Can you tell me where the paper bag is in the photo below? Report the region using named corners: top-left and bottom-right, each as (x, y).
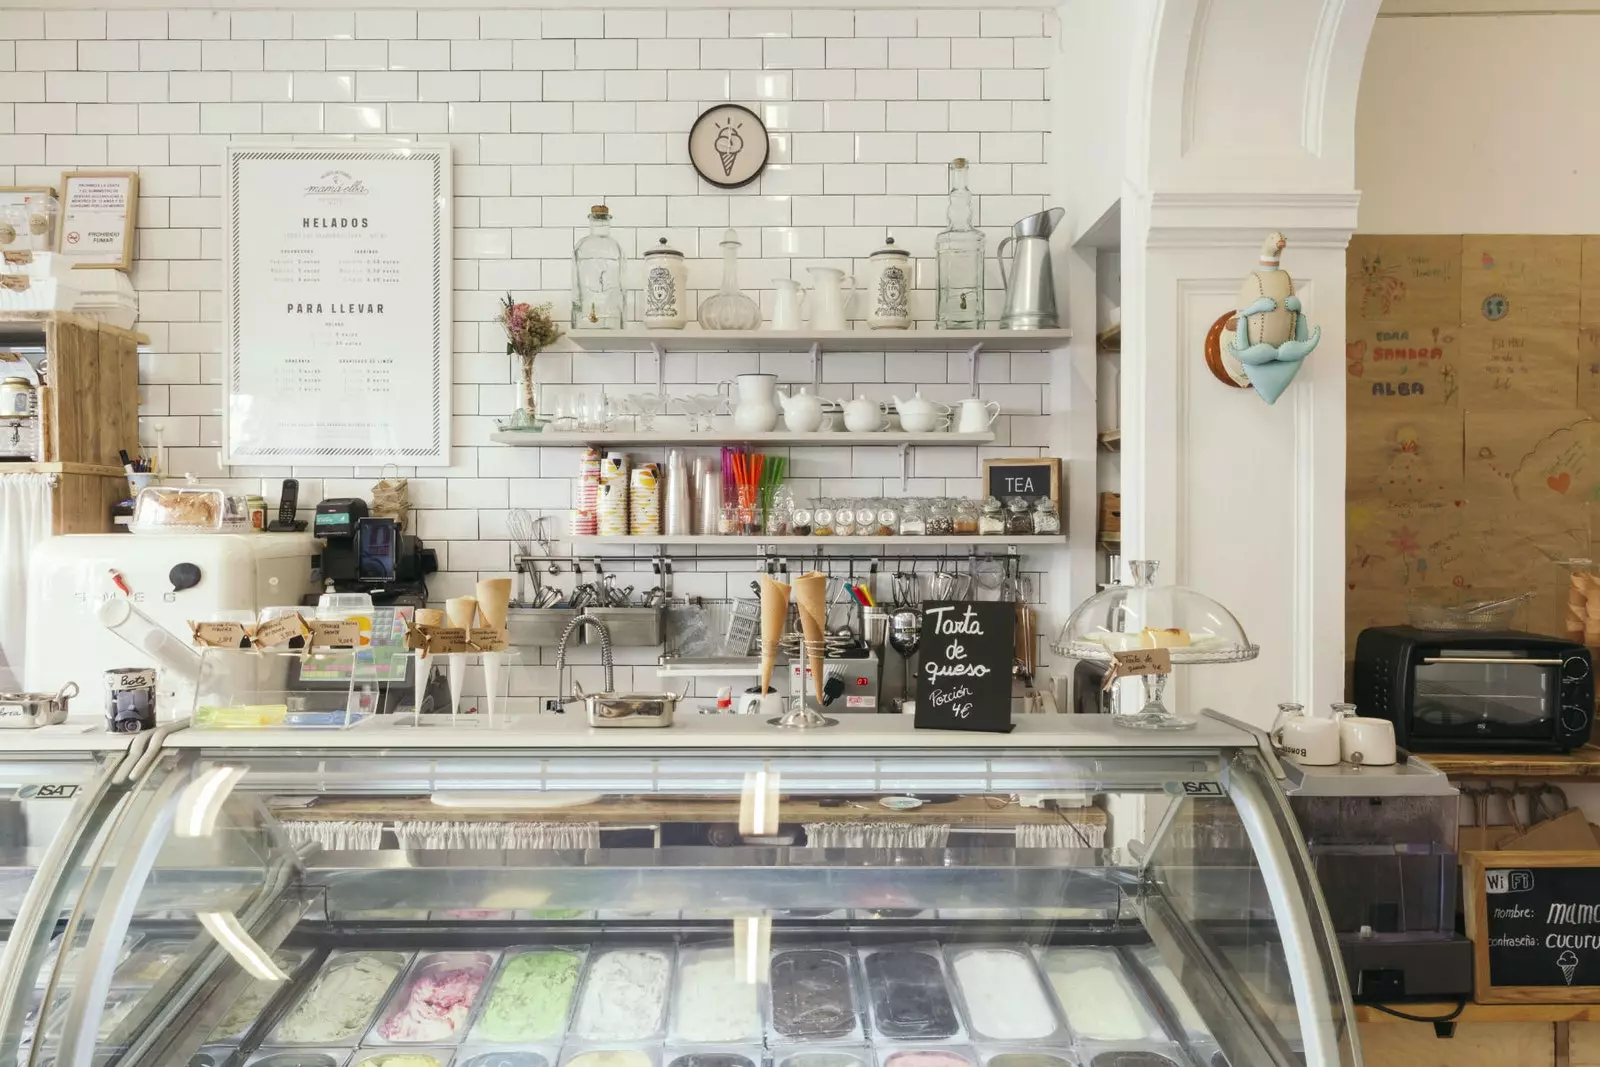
top-left (1495, 785), bottom-right (1599, 850)
top-left (1458, 786), bottom-right (1520, 853)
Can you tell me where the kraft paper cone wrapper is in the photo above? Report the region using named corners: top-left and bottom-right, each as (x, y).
top-left (415, 608), bottom-right (444, 628)
top-left (445, 596), bottom-right (478, 629)
top-left (793, 571), bottom-right (828, 701)
top-left (475, 578), bottom-right (513, 629)
top-left (759, 574), bottom-right (791, 697)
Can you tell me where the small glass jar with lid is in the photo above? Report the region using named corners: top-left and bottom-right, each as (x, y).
top-left (898, 500), bottom-right (927, 536)
top-left (790, 504), bottom-right (814, 536)
top-left (926, 498), bottom-right (955, 536)
top-left (978, 497), bottom-right (1006, 535)
top-left (834, 501), bottom-right (857, 537)
top-left (1004, 496), bottom-right (1033, 535)
top-left (764, 491), bottom-right (790, 536)
top-left (812, 500), bottom-right (835, 537)
top-left (1032, 497), bottom-right (1061, 535)
top-left (0, 204), bottom-right (27, 251)
top-left (874, 502), bottom-right (899, 537)
top-left (953, 499), bottom-right (980, 535)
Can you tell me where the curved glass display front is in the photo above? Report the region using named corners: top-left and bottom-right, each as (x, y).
top-left (13, 727), bottom-right (1357, 1067)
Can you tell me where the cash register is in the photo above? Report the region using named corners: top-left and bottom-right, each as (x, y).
top-left (308, 497), bottom-right (437, 608)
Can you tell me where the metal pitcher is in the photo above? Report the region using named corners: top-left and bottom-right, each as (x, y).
top-left (997, 207), bottom-right (1065, 330)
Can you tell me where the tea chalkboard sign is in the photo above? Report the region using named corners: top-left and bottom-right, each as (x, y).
top-left (1464, 851), bottom-right (1600, 1003)
top-left (983, 457), bottom-right (1061, 506)
top-left (913, 601), bottom-right (1016, 734)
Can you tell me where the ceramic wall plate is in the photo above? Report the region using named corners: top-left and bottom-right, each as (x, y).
top-left (689, 104), bottom-right (770, 189)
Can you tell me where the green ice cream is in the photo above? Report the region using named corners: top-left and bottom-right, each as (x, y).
top-left (475, 949), bottom-right (581, 1042)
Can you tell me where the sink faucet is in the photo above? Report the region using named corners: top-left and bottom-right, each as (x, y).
top-left (554, 612), bottom-right (615, 702)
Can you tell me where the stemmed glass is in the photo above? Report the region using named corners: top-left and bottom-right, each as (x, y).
top-left (635, 393), bottom-right (665, 432)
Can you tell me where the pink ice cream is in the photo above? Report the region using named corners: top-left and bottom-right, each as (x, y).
top-left (377, 954), bottom-right (493, 1042)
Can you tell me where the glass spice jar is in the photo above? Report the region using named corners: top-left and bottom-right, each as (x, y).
top-left (899, 500), bottom-right (927, 536)
top-left (875, 503), bottom-right (899, 537)
top-left (1032, 497), bottom-right (1061, 535)
top-left (790, 505), bottom-right (814, 536)
top-left (813, 502), bottom-right (835, 537)
top-left (719, 502), bottom-right (740, 535)
top-left (953, 499), bottom-right (980, 535)
top-left (979, 496), bottom-right (1006, 536)
top-left (835, 501), bottom-right (857, 537)
top-left (926, 498), bottom-right (955, 536)
top-left (1004, 496), bottom-right (1034, 535)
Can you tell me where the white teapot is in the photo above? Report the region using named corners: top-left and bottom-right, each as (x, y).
top-left (893, 392), bottom-right (950, 434)
top-left (839, 395), bottom-right (888, 433)
top-left (778, 386), bottom-right (832, 433)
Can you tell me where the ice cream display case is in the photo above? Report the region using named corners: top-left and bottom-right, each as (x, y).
top-left (0, 716), bottom-right (1360, 1067)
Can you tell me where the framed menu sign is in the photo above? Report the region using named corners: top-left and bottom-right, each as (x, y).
top-left (1464, 850), bottom-right (1600, 1003)
top-left (224, 143), bottom-right (452, 465)
top-left (913, 601), bottom-right (1017, 734)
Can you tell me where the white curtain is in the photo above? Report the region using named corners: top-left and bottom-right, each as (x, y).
top-left (0, 474), bottom-right (53, 691)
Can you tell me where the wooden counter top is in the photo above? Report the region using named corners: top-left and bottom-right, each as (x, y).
top-left (1356, 1000), bottom-right (1600, 1023)
top-left (1412, 747), bottom-right (1600, 779)
top-left (271, 794), bottom-right (1106, 828)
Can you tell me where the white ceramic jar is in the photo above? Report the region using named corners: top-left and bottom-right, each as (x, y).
top-left (733, 372), bottom-right (780, 433)
top-left (866, 236), bottom-right (913, 329)
top-left (641, 236), bottom-right (687, 329)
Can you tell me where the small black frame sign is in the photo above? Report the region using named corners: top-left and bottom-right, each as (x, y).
top-left (914, 600), bottom-right (1016, 734)
top-left (983, 457), bottom-right (1061, 507)
top-left (1464, 850), bottom-right (1600, 1003)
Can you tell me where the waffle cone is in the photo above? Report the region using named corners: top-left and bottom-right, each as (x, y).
top-left (793, 571), bottom-right (828, 701)
top-left (475, 578), bottom-right (513, 628)
top-left (759, 574), bottom-right (791, 696)
top-left (445, 596), bottom-right (478, 629)
top-left (415, 608), bottom-right (445, 628)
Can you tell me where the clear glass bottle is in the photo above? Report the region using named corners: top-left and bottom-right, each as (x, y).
top-left (1032, 497), bottom-right (1061, 535)
top-left (935, 158), bottom-right (985, 329)
top-left (697, 228), bottom-right (762, 330)
top-left (979, 496), bottom-right (1006, 535)
top-left (572, 204), bottom-right (624, 330)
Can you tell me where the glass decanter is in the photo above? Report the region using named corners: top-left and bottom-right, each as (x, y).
top-left (698, 228), bottom-right (761, 330)
top-left (935, 158), bottom-right (985, 329)
top-left (572, 204), bottom-right (623, 330)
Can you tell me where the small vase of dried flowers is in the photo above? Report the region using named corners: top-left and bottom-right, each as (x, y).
top-left (499, 294), bottom-right (564, 430)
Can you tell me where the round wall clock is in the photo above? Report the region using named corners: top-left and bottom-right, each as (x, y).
top-left (688, 104), bottom-right (769, 189)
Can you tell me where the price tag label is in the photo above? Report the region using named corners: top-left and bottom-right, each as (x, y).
top-left (0, 275), bottom-right (31, 292)
top-left (191, 621), bottom-right (252, 648)
top-left (404, 624), bottom-right (510, 655)
top-left (1103, 648), bottom-right (1172, 689)
top-left (3, 250), bottom-right (34, 266)
top-left (253, 613), bottom-right (309, 649)
top-left (307, 619), bottom-right (360, 648)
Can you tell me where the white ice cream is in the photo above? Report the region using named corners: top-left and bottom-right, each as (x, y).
top-left (573, 949), bottom-right (671, 1040)
top-left (1135, 951), bottom-right (1209, 1037)
top-left (1041, 949), bottom-right (1162, 1043)
top-left (674, 948), bottom-right (761, 1042)
top-left (952, 948), bottom-right (1056, 1040)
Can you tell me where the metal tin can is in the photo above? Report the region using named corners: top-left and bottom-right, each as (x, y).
top-left (0, 377), bottom-right (34, 417)
top-left (104, 667), bottom-right (156, 733)
top-left (246, 494), bottom-right (267, 530)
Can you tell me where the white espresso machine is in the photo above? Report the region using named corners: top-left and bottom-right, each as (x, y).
top-left (25, 533), bottom-right (320, 723)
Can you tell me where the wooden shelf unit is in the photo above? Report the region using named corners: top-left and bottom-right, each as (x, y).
top-left (1412, 747), bottom-right (1600, 780)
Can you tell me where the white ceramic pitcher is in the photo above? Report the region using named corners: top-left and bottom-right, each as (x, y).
top-left (807, 267), bottom-right (856, 331)
top-left (954, 398), bottom-right (1001, 433)
top-left (772, 278), bottom-right (804, 330)
top-left (733, 372), bottom-right (780, 433)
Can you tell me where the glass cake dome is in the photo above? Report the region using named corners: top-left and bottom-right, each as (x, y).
top-left (1054, 560), bottom-right (1258, 730)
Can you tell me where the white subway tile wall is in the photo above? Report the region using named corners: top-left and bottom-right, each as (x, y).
top-left (4, 6), bottom-right (1064, 703)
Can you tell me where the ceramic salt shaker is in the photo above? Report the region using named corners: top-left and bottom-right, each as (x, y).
top-left (642, 236), bottom-right (687, 330)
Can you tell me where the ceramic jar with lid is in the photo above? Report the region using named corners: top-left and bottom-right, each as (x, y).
top-left (642, 236), bottom-right (687, 329)
top-left (866, 235), bottom-right (912, 329)
top-left (1, 376), bottom-right (35, 417)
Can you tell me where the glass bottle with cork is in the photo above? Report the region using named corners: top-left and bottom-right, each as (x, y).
top-left (935, 158), bottom-right (985, 329)
top-left (572, 205), bottom-right (624, 330)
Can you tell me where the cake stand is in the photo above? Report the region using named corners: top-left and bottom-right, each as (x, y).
top-left (1053, 560), bottom-right (1259, 730)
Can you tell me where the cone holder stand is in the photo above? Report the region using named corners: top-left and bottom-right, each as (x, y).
top-left (769, 638), bottom-right (837, 729)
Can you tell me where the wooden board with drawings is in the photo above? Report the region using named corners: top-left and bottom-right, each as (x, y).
top-left (1346, 234), bottom-right (1600, 653)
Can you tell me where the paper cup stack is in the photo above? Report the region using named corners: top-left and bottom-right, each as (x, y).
top-left (596, 452), bottom-right (630, 537)
top-left (629, 463), bottom-right (661, 535)
top-left (571, 448), bottom-right (601, 536)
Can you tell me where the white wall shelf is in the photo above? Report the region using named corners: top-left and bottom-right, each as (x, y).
top-left (562, 535), bottom-right (1067, 548)
top-left (491, 430), bottom-right (997, 448)
top-left (558, 328), bottom-right (1072, 353)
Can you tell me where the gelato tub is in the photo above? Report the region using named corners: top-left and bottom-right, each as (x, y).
top-left (349, 1052), bottom-right (453, 1067)
top-left (773, 1050), bottom-right (870, 1067)
top-left (666, 1052), bottom-right (759, 1067)
top-left (981, 1052), bottom-right (1078, 1067)
top-left (879, 1049), bottom-right (975, 1067)
top-left (861, 947), bottom-right (960, 1042)
top-left (1038, 949), bottom-right (1164, 1044)
top-left (244, 1053), bottom-right (349, 1067)
top-left (770, 948), bottom-right (859, 1042)
top-left (373, 952), bottom-right (496, 1044)
top-left (561, 1049), bottom-right (659, 1067)
top-left (115, 941), bottom-right (188, 985)
top-left (1127, 948), bottom-right (1210, 1041)
top-left (471, 948), bottom-right (583, 1044)
top-left (273, 951), bottom-right (409, 1045)
top-left (671, 946), bottom-right (762, 1044)
top-left (209, 949), bottom-right (313, 1042)
top-left (458, 1052), bottom-right (552, 1067)
top-left (571, 947), bottom-right (673, 1042)
top-left (1086, 1053), bottom-right (1181, 1067)
top-left (947, 947), bottom-right (1058, 1042)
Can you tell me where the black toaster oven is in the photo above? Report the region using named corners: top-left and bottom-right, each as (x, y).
top-left (1352, 627), bottom-right (1593, 753)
